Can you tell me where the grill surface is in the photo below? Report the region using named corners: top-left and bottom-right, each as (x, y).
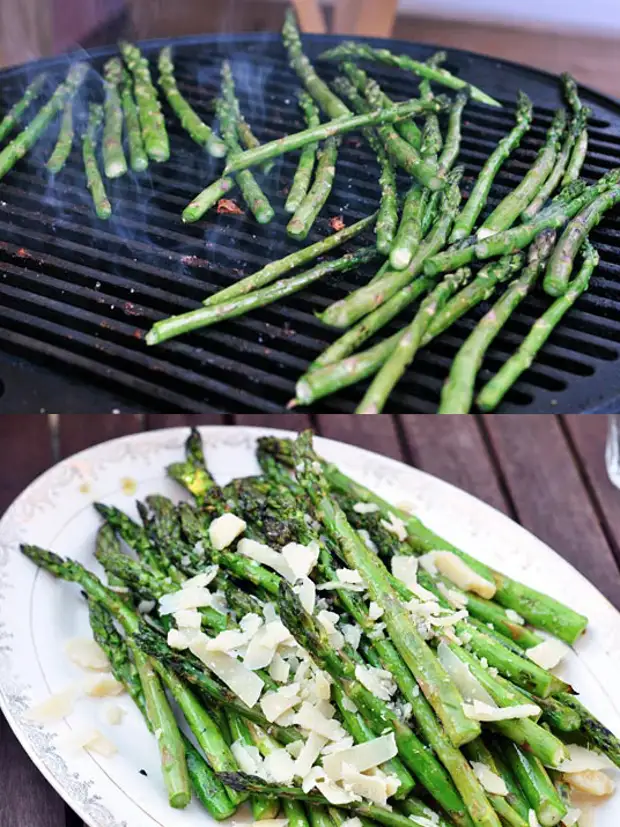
top-left (0, 33), bottom-right (620, 413)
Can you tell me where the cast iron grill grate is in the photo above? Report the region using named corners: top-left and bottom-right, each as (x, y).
top-left (0, 33), bottom-right (619, 412)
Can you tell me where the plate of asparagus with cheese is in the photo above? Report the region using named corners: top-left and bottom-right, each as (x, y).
top-left (0, 425), bottom-right (618, 826)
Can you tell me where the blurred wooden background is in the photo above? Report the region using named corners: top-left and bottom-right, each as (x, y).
top-left (0, 0), bottom-right (618, 98)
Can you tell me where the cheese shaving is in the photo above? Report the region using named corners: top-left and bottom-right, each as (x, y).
top-left (260, 684), bottom-right (301, 723)
top-left (64, 638), bottom-right (110, 671)
top-left (340, 764), bottom-right (392, 806)
top-left (293, 702), bottom-right (347, 741)
top-left (103, 703), bottom-right (125, 725)
top-left (564, 769), bottom-right (615, 797)
top-left (463, 700), bottom-right (540, 721)
top-left (237, 538), bottom-right (297, 583)
top-left (209, 513), bottom-right (246, 550)
top-left (526, 639), bottom-right (570, 670)
top-left (323, 733), bottom-right (398, 780)
top-left (66, 727), bottom-right (117, 757)
top-left (352, 502), bottom-right (379, 514)
top-left (25, 686), bottom-right (77, 723)
top-left (281, 541), bottom-right (320, 579)
top-left (558, 745), bottom-right (616, 773)
top-left (174, 609), bottom-right (202, 630)
top-left (82, 674), bottom-right (125, 698)
top-left (354, 664), bottom-right (397, 701)
top-left (232, 739), bottom-right (263, 774)
top-left (470, 762), bottom-right (508, 796)
top-left (159, 586), bottom-right (213, 615)
top-left (184, 567), bottom-right (218, 589)
top-left (437, 642), bottom-right (497, 707)
top-left (420, 551), bottom-right (496, 599)
top-left (316, 778), bottom-right (358, 804)
top-left (269, 652), bottom-right (290, 684)
top-left (293, 731), bottom-right (328, 779)
top-left (295, 577), bottom-right (316, 615)
top-left (391, 556), bottom-right (419, 590)
top-left (191, 635), bottom-right (264, 708)
top-left (263, 748), bottom-right (296, 784)
top-left (380, 512), bottom-right (408, 542)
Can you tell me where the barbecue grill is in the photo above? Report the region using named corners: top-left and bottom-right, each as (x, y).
top-left (0, 32), bottom-right (619, 413)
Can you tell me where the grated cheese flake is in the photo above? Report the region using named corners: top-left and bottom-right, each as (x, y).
top-left (206, 628), bottom-right (252, 652)
top-left (380, 512), bottom-right (408, 542)
top-left (293, 731), bottom-right (328, 779)
top-left (352, 502), bottom-right (379, 514)
top-left (159, 586), bottom-right (213, 615)
top-left (25, 686), bottom-right (78, 723)
top-left (263, 748), bottom-right (296, 784)
top-left (316, 778), bottom-right (358, 804)
top-left (463, 700), bottom-right (540, 722)
top-left (191, 634), bottom-right (264, 708)
top-left (64, 638), bottom-right (110, 671)
top-left (183, 567), bottom-right (218, 589)
top-left (561, 809), bottom-right (581, 827)
top-left (354, 664), bottom-right (397, 701)
top-left (505, 609), bottom-right (525, 625)
top-left (293, 701), bottom-right (347, 741)
top-left (563, 769), bottom-right (615, 797)
top-left (231, 739), bottom-right (263, 774)
top-left (526, 639), bottom-right (570, 671)
top-left (470, 762), bottom-right (508, 796)
top-left (237, 538), bottom-right (297, 583)
top-left (420, 551), bottom-right (496, 599)
top-left (368, 601), bottom-right (384, 621)
top-left (391, 556), bottom-right (419, 590)
top-left (260, 684), bottom-right (301, 723)
top-left (103, 703), bottom-right (125, 726)
top-left (66, 727), bottom-right (117, 757)
top-left (437, 641), bottom-right (497, 707)
top-left (281, 541), bottom-right (320, 579)
top-left (336, 568), bottom-right (364, 585)
top-left (209, 513), bottom-right (246, 550)
top-left (340, 764), bottom-right (392, 806)
top-left (558, 744), bottom-right (616, 774)
top-left (295, 577), bottom-right (316, 615)
top-left (83, 674), bottom-right (124, 698)
top-left (174, 609), bottom-right (202, 630)
top-left (323, 732), bottom-right (397, 780)
top-left (167, 627), bottom-right (201, 650)
top-left (269, 652), bottom-right (291, 684)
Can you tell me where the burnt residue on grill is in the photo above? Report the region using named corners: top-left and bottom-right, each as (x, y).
top-left (0, 34), bottom-right (619, 412)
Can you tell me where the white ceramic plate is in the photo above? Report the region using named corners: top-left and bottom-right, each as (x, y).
top-left (0, 426), bottom-right (619, 827)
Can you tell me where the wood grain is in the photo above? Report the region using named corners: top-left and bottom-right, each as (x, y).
top-left (482, 414), bottom-right (620, 607)
top-left (145, 415), bottom-right (226, 430)
top-left (315, 414), bottom-right (403, 460)
top-left (57, 414), bottom-right (143, 457)
top-left (232, 414), bottom-right (313, 432)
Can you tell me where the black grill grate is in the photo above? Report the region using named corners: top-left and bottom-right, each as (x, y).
top-left (0, 33), bottom-right (620, 412)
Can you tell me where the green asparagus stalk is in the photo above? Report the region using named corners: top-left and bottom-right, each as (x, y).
top-left (464, 739), bottom-right (529, 827)
top-left (438, 230), bottom-right (555, 413)
top-left (292, 432), bottom-right (481, 749)
top-left (484, 738), bottom-right (533, 824)
top-left (182, 176), bottom-right (236, 223)
top-left (202, 212), bottom-right (376, 305)
top-left (216, 89), bottom-right (274, 225)
top-left (119, 65), bottom-right (149, 172)
top-left (473, 174), bottom-right (613, 261)
top-left (555, 692), bottom-right (620, 768)
top-left (543, 184), bottom-right (619, 296)
top-left (357, 267), bottom-right (471, 413)
top-left (0, 72), bottom-right (47, 143)
top-left (146, 246), bottom-right (379, 344)
top-left (285, 92), bottom-right (321, 213)
top-left (158, 46), bottom-right (226, 156)
top-left (119, 40), bottom-right (169, 162)
top-left (438, 91), bottom-right (468, 175)
top-left (501, 741), bottom-right (567, 826)
top-left (450, 92), bottom-right (533, 241)
top-left (102, 58), bottom-right (128, 178)
top-left (287, 135), bottom-right (340, 240)
top-left (221, 59), bottom-right (271, 171)
top-left (94, 501), bottom-right (167, 575)
top-left (390, 185), bottom-right (424, 270)
top-left (562, 74), bottom-right (589, 185)
top-left (282, 9), bottom-right (351, 119)
top-left (478, 241), bottom-right (598, 410)
top-left (0, 62), bottom-right (88, 181)
top-left (220, 772), bottom-right (454, 827)
top-left (342, 62), bottom-right (444, 191)
top-left (82, 104), bottom-right (112, 220)
top-left (331, 75), bottom-right (398, 254)
top-left (477, 109), bottom-right (566, 239)
top-left (258, 436), bottom-right (589, 644)
top-left (294, 330), bottom-right (404, 406)
top-left (399, 797), bottom-right (453, 827)
top-left (522, 94), bottom-right (589, 219)
top-left (319, 168), bottom-right (463, 328)
top-left (167, 426), bottom-right (217, 503)
top-left (319, 41), bottom-right (501, 107)
top-left (45, 100), bottom-right (74, 174)
top-left (223, 95), bottom-right (444, 176)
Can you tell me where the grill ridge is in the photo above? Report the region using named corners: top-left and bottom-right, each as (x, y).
top-left (0, 32), bottom-right (619, 412)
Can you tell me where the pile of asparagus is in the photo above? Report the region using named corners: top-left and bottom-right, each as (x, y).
top-left (146, 10), bottom-right (618, 414)
top-left (22, 427), bottom-right (620, 827)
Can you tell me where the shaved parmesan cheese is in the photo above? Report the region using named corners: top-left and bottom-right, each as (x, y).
top-left (263, 748), bottom-right (296, 784)
top-left (358, 529), bottom-right (379, 554)
top-left (559, 745), bottom-right (616, 774)
top-left (240, 613), bottom-right (264, 636)
top-left (421, 552), bottom-right (496, 599)
top-left (316, 778), bottom-right (358, 804)
top-left (561, 809), bottom-right (581, 826)
top-left (391, 556), bottom-right (418, 590)
top-left (232, 739), bottom-right (263, 774)
top-left (505, 609), bottom-right (525, 625)
top-left (322, 737), bottom-right (355, 755)
top-left (336, 568), bottom-right (364, 585)
top-left (82, 674), bottom-right (124, 698)
top-left (368, 602), bottom-right (383, 621)
top-left (564, 770), bottom-right (615, 797)
top-left (529, 811), bottom-right (541, 827)
top-left (159, 586), bottom-right (212, 615)
top-left (67, 727), bottom-right (117, 757)
top-left (463, 700), bottom-right (540, 722)
top-left (244, 620), bottom-right (293, 671)
top-left (281, 541), bottom-right (320, 579)
top-left (209, 513), bottom-right (246, 550)
top-left (238, 538), bottom-right (296, 582)
top-left (167, 628), bottom-right (200, 650)
top-left (65, 638), bottom-right (110, 671)
top-left (323, 733), bottom-right (397, 780)
top-left (269, 652), bottom-right (290, 684)
top-left (340, 764), bottom-right (391, 805)
top-left (260, 684), bottom-right (301, 723)
top-left (184, 567), bottom-right (218, 589)
top-left (174, 609), bottom-right (202, 629)
top-left (293, 731), bottom-right (328, 778)
top-left (340, 819), bottom-right (363, 827)
top-left (293, 702), bottom-right (347, 741)
top-left (437, 642), bottom-right (497, 707)
top-left (313, 670), bottom-right (332, 701)
top-left (206, 629), bottom-right (251, 652)
top-left (342, 624), bottom-right (362, 651)
top-left (437, 582), bottom-right (468, 610)
top-left (138, 599), bottom-right (156, 614)
top-left (286, 740), bottom-right (304, 759)
top-left (353, 502), bottom-right (379, 514)
top-left (295, 577), bottom-right (316, 615)
top-left (380, 512), bottom-right (408, 542)
top-left (527, 639), bottom-right (570, 670)
top-left (302, 765), bottom-right (326, 793)
top-left (354, 664), bottom-right (397, 701)
top-left (191, 635), bottom-right (264, 708)
top-left (340, 694), bottom-right (358, 713)
top-left (317, 610), bottom-right (345, 649)
top-left (25, 687), bottom-right (77, 722)
top-left (103, 703), bottom-right (125, 726)
top-left (470, 762), bottom-right (508, 796)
